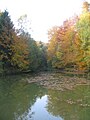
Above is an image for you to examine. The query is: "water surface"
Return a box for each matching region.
[0,75,90,120]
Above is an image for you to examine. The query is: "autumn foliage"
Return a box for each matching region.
[0,1,90,74]
[47,1,90,72]
[0,10,47,74]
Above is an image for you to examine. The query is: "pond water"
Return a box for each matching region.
[0,74,90,120]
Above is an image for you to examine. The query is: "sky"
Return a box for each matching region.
[0,0,90,42]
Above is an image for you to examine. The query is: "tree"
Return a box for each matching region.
[0,10,29,73]
[17,14,31,35]
[28,38,40,71]
[0,10,15,71]
[76,1,90,71]
[57,18,78,68]
[47,16,79,69]
[11,32,29,70]
[37,41,47,70]
[47,26,60,68]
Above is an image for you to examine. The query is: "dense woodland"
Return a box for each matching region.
[0,1,90,74]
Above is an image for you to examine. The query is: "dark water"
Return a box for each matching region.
[0,75,90,120]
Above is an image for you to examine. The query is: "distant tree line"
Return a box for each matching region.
[0,1,90,75]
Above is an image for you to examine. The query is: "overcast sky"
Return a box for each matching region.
[0,0,90,42]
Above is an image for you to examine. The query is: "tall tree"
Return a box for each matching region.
[47,16,79,69]
[47,26,60,68]
[11,32,29,70]
[0,10,29,73]
[0,10,15,71]
[76,1,90,71]
[37,41,47,70]
[28,38,40,71]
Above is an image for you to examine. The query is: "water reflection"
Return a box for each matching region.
[47,85,90,120]
[0,75,63,120]
[0,75,90,120]
[0,76,45,120]
[16,95,62,120]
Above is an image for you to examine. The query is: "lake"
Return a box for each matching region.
[0,74,90,120]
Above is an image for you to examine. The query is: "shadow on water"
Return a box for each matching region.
[0,74,90,120]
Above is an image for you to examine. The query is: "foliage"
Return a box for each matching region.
[76,3,90,70]
[27,38,40,71]
[0,10,15,72]
[0,1,90,74]
[37,41,47,70]
[11,32,29,70]
[47,16,79,69]
[0,10,29,73]
[47,1,90,72]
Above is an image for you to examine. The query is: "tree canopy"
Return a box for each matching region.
[0,1,90,74]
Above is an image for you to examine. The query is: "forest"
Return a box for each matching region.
[0,1,90,75]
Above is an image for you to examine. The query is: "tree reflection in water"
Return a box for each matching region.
[0,76,46,120]
[0,75,90,120]
[47,85,90,120]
